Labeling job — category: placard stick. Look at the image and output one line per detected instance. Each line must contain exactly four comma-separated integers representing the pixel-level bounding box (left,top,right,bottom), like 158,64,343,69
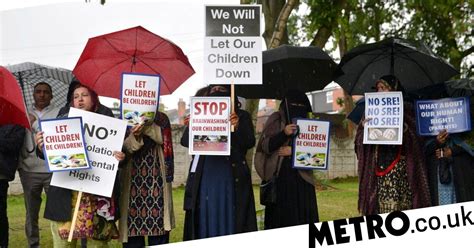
68,191,83,242
231,83,235,132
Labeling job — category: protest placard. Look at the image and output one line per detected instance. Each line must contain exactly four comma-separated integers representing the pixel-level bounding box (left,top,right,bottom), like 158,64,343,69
189,97,231,155
415,97,471,136
292,119,330,170
363,92,404,145
39,117,90,172
204,5,262,85
121,72,160,126
50,108,127,197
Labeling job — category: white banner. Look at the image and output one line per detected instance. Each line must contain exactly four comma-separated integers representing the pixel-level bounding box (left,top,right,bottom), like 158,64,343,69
364,92,403,145
292,118,330,170
39,117,90,172
189,97,231,156
50,108,127,197
121,72,160,126
204,5,262,85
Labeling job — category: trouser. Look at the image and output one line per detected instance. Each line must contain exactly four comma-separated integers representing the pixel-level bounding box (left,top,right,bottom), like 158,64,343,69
0,180,9,247
122,233,170,248
19,170,52,248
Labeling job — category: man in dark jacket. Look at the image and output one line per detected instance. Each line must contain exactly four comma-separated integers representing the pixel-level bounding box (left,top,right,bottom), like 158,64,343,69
0,124,26,247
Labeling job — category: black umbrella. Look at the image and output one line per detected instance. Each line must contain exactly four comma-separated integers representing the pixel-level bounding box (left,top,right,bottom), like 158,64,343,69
335,38,459,95
235,45,337,99
411,78,474,99
5,62,73,109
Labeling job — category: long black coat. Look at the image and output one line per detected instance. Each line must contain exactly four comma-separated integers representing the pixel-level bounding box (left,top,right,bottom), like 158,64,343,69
0,124,25,181
181,109,257,240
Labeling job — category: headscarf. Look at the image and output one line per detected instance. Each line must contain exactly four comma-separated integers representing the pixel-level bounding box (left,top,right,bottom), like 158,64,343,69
375,75,405,93
208,84,241,111
280,89,312,123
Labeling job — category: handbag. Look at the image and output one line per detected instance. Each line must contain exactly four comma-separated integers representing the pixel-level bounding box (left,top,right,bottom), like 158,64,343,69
259,156,281,206
260,175,277,206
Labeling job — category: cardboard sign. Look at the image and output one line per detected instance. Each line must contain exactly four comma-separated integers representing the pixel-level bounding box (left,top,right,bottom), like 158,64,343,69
204,5,262,85
189,97,231,155
121,72,160,126
50,108,127,197
416,97,471,136
39,117,90,172
363,92,404,145
292,119,330,170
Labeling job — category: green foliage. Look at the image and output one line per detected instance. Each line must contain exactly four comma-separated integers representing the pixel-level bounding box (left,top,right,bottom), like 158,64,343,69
400,0,473,72
292,0,472,75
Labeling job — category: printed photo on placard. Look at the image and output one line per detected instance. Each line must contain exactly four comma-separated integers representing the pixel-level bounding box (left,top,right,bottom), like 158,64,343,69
415,97,471,136
121,72,160,126
189,97,231,155
363,92,404,145
39,117,90,172
292,118,330,170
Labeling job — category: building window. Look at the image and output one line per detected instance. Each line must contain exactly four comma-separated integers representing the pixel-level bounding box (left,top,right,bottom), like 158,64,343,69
326,91,333,103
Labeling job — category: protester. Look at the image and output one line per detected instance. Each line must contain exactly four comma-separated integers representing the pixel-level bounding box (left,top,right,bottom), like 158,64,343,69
425,107,474,206
119,110,175,247
254,89,319,229
355,75,431,215
181,86,208,241
18,82,60,248
0,124,25,248
181,85,257,239
34,83,125,247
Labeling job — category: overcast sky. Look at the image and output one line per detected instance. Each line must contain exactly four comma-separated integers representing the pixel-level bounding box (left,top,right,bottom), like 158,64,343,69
0,0,241,109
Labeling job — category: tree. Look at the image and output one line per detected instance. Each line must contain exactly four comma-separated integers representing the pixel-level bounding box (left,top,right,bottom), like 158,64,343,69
400,0,473,73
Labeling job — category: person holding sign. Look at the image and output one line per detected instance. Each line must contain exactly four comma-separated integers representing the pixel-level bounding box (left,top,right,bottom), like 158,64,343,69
255,90,319,229
356,75,431,215
119,111,175,247
425,124,474,205
35,83,125,247
181,85,257,239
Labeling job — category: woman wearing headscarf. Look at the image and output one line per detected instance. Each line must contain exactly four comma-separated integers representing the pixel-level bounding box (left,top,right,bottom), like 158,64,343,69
35,83,125,247
424,98,474,206
181,85,257,239
355,75,431,215
255,89,318,229
118,108,175,247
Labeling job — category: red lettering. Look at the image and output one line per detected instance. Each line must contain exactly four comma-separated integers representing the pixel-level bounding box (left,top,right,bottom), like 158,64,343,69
219,102,227,115
194,102,202,115
55,125,67,133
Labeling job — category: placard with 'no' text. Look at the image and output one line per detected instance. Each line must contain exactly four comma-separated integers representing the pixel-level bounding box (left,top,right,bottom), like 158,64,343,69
363,92,404,145
50,108,127,197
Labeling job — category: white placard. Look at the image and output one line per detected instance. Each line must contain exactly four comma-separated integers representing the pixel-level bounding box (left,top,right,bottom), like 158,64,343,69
121,72,160,126
364,92,404,145
39,117,90,172
189,97,231,156
50,108,127,197
292,119,330,170
204,5,262,85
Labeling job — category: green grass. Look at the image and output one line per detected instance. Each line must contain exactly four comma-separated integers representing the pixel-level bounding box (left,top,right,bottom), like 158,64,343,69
7,177,359,247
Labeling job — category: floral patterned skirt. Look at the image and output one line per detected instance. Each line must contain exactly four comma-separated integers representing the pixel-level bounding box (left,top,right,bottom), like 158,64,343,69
56,191,119,241
377,159,413,214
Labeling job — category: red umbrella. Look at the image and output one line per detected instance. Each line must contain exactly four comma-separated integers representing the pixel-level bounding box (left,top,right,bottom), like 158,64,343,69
0,66,31,129
73,26,195,99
